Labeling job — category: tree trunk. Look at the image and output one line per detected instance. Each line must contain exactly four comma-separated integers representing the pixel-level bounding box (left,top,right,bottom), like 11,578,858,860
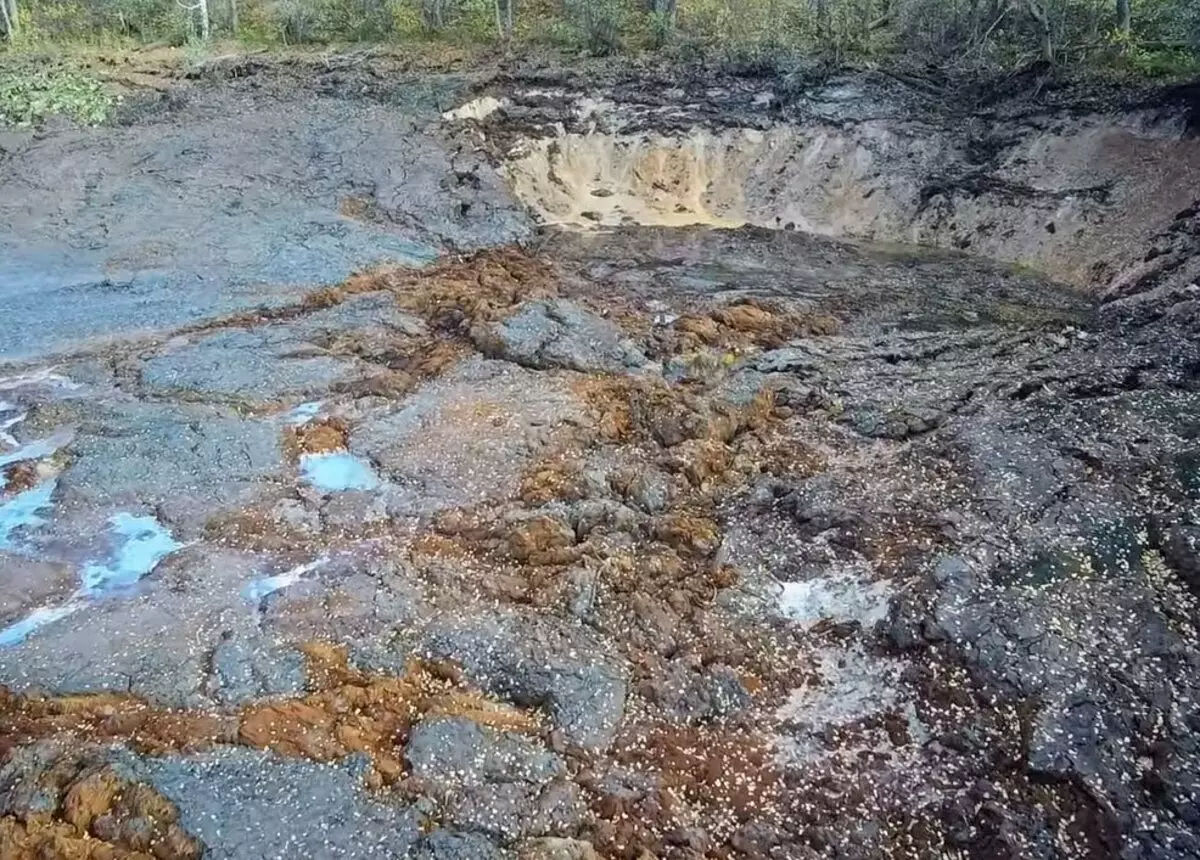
198,0,210,39
1025,0,1054,62
229,0,238,34
642,0,676,24
2,0,18,40
1115,0,1130,37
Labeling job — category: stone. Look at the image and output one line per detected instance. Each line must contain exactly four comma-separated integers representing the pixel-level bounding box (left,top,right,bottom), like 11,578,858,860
565,566,598,620
447,779,585,840
518,837,602,860
406,717,581,841
352,359,585,515
418,610,627,752
125,747,424,860
321,490,390,532
208,632,307,707
140,328,358,401
418,830,504,860
56,401,283,536
473,299,646,374
405,717,565,786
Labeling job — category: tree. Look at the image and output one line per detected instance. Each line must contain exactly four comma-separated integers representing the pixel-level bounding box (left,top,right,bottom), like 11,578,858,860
1025,0,1054,62
1115,0,1131,38
1,0,18,42
421,0,458,30
178,0,211,39
494,0,514,40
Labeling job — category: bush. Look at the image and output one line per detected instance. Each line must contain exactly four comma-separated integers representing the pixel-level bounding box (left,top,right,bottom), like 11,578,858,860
0,65,116,126
269,0,320,41
563,0,626,55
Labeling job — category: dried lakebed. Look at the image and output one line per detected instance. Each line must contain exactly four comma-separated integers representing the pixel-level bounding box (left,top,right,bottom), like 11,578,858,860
0,65,1199,860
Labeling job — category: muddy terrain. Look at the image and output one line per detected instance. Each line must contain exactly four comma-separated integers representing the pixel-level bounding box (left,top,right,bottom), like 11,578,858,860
1,59,1199,860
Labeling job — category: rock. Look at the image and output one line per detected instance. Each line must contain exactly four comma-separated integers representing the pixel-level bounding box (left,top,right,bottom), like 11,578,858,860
417,830,504,860
140,328,359,401
351,358,585,515
569,499,642,540
57,401,283,536
405,717,580,840
612,468,672,514
931,556,976,592
448,779,585,841
1160,525,1200,594
508,514,578,564
565,566,598,620
473,299,646,373
271,498,321,534
321,490,390,532
295,292,427,339
418,610,627,752
207,632,306,707
405,717,565,786
126,747,425,860
644,663,752,724
518,837,601,860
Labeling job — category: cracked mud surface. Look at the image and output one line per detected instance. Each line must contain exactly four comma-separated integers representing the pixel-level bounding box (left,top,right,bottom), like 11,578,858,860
2,60,1200,860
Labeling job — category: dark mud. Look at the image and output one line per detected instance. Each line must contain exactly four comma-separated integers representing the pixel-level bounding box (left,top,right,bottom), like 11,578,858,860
0,72,528,361
2,58,1200,860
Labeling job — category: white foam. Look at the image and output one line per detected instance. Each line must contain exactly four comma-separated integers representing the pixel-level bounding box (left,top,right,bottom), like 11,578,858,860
243,558,325,602
442,96,509,122
777,570,893,630
286,401,323,426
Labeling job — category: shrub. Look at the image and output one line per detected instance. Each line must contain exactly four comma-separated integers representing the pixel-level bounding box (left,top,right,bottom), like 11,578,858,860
0,65,116,126
563,0,626,55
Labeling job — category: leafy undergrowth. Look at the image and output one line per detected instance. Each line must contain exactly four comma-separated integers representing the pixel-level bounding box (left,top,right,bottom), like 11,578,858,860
0,63,116,126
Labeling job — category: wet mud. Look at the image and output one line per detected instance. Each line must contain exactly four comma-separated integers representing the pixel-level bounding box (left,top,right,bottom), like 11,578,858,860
2,58,1200,860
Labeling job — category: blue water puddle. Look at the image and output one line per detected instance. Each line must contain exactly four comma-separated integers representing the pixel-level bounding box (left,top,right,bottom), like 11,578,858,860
243,558,324,603
81,514,183,596
286,401,323,425
0,602,82,648
300,452,380,492
0,512,184,649
0,480,56,550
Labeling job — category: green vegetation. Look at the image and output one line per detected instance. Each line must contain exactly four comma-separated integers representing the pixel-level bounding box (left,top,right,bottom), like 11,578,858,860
0,60,115,124
1,0,1197,79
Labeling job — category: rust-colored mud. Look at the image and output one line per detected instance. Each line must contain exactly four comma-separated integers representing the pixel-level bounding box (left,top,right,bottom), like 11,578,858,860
2,644,537,795
202,505,321,552
666,300,841,355
239,642,539,788
586,726,784,860
282,416,351,461
519,458,589,505
341,247,558,331
0,765,201,860
1,460,41,494
0,687,237,757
